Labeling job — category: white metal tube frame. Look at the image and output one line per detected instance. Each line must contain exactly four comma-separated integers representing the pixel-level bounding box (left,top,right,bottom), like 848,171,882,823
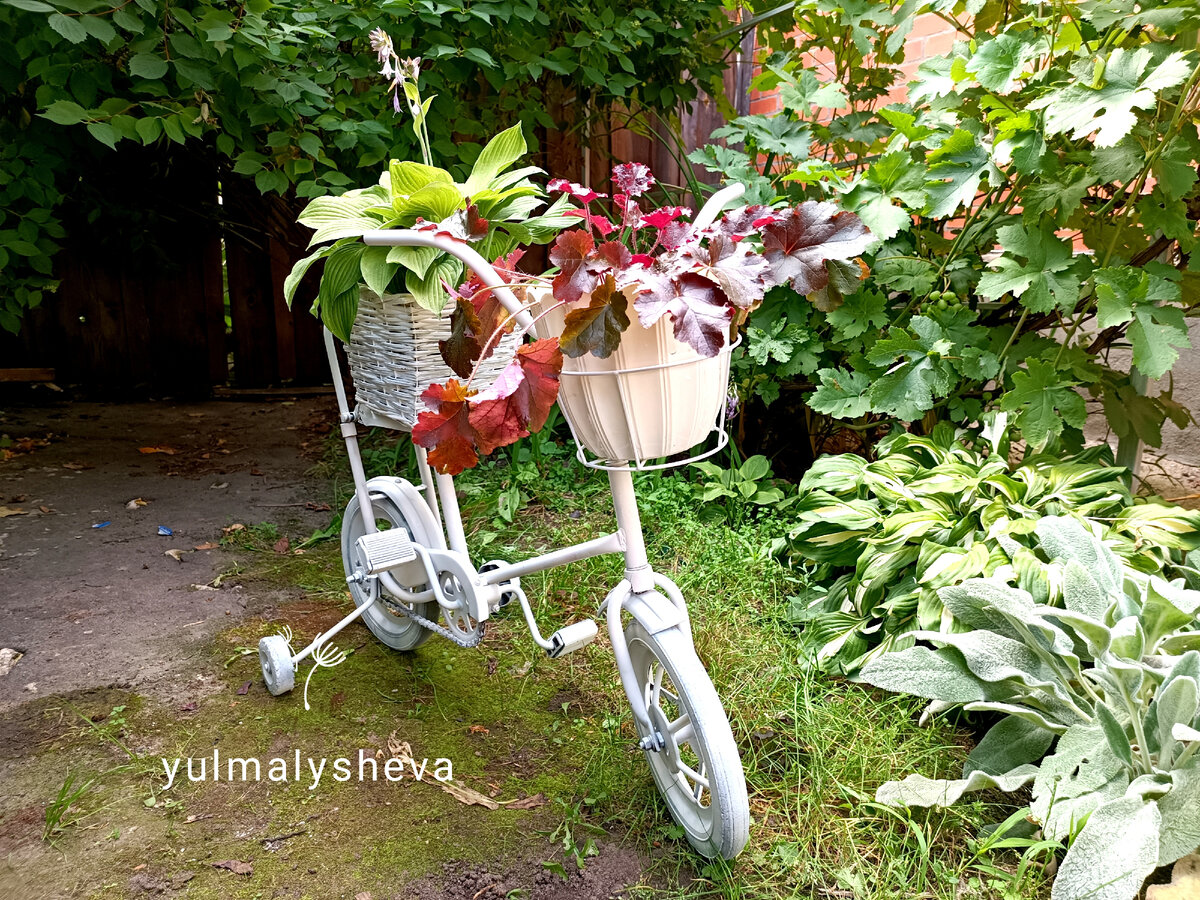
300,183,745,742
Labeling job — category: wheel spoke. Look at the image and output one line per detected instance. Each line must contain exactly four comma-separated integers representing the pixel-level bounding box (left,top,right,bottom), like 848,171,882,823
668,712,694,745
693,762,707,801
650,664,665,709
676,760,709,791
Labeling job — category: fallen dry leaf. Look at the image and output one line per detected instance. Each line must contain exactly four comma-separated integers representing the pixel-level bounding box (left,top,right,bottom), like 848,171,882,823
387,732,414,766
355,893,372,900
180,701,199,713
125,498,148,510
502,793,547,810
237,681,251,696
138,446,177,455
182,813,213,824
250,468,264,476
0,648,22,677
62,461,88,470
468,725,490,735
212,859,253,876
273,537,290,554
194,541,219,551
1148,854,1200,900
305,501,332,512
223,523,245,535
439,780,500,810
38,505,51,514
164,549,186,562
132,864,146,873
0,507,26,517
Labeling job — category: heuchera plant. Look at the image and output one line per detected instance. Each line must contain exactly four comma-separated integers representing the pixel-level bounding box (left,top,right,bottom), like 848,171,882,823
412,163,871,474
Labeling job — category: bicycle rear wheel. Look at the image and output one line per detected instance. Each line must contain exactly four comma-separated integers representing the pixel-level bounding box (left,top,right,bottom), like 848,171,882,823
625,619,749,859
341,483,438,651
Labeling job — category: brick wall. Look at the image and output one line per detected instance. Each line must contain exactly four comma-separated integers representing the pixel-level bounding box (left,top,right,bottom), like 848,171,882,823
747,13,961,117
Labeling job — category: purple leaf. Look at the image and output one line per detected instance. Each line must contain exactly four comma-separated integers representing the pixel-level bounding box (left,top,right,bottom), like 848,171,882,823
759,201,871,295
633,272,733,357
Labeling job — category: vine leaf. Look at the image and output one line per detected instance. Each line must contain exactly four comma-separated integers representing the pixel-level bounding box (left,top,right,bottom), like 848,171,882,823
759,202,872,296
1030,47,1192,148
559,274,630,358
865,317,957,422
809,367,874,419
977,221,1079,312
967,32,1039,95
1094,268,1190,378
1000,360,1087,450
411,380,479,475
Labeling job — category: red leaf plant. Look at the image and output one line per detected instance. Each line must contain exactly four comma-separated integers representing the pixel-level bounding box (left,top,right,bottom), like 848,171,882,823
415,164,870,473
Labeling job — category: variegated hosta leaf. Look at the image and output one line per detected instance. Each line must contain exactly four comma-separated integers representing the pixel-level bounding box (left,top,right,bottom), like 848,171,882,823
1114,503,1200,553
798,453,867,494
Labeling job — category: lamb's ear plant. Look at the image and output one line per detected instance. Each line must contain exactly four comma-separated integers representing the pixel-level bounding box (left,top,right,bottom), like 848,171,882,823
858,517,1200,900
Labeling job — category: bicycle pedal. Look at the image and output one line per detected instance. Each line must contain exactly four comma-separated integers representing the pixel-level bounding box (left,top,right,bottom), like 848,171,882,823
354,528,417,575
547,620,598,659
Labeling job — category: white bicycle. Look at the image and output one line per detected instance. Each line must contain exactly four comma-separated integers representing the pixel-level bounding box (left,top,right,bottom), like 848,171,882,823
258,201,751,859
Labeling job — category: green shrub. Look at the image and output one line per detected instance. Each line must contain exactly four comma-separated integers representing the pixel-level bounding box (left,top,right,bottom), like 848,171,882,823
702,0,1199,456
783,421,1200,672
0,0,739,332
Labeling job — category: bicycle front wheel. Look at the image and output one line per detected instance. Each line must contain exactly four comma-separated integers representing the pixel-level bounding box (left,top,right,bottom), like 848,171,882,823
625,619,749,859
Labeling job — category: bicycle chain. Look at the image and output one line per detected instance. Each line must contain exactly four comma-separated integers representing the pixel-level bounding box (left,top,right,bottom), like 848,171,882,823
378,592,486,648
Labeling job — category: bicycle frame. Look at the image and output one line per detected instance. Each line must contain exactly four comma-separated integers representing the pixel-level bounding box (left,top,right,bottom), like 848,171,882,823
310,183,745,741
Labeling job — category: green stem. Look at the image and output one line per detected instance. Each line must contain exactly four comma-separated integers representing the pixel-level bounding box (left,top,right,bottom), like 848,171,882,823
1118,680,1156,774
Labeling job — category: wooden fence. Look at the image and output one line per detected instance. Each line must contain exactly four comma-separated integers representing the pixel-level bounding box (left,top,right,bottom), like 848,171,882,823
2,51,752,395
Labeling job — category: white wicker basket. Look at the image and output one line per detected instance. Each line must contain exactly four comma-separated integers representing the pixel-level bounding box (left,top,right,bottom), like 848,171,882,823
345,287,521,430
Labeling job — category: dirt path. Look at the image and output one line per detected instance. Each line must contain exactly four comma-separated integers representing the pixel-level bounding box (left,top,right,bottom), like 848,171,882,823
0,397,663,900
0,397,333,711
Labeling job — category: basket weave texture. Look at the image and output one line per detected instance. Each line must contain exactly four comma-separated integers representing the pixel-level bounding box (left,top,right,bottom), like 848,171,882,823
346,288,520,429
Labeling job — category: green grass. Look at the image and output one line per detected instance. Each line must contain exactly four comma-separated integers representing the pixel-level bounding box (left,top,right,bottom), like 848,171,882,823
3,428,1053,899
297,426,1054,898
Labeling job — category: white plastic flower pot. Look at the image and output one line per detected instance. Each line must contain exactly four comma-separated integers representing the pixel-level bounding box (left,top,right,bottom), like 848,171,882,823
528,286,733,467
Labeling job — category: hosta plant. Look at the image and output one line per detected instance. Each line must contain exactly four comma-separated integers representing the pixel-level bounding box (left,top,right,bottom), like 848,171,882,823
411,164,872,474
859,517,1200,900
285,36,572,341
785,420,1200,673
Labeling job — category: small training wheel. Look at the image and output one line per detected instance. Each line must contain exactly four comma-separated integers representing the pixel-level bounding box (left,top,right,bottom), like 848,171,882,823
258,635,296,696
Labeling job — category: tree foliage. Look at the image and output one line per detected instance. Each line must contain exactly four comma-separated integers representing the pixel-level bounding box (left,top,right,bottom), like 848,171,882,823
0,0,739,333
698,0,1200,455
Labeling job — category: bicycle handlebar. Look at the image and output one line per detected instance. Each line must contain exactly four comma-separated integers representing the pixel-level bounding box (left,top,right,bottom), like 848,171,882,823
360,181,748,333
361,229,536,331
